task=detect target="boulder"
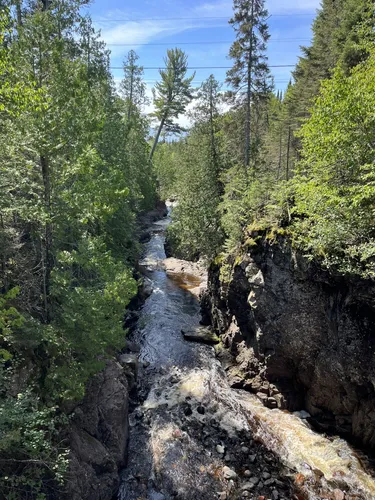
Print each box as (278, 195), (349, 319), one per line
(181, 326), (220, 345)
(66, 360), (130, 500)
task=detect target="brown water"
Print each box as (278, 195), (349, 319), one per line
(167, 272), (202, 292)
(118, 212), (375, 500)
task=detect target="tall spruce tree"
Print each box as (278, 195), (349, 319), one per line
(120, 50), (148, 120)
(226, 0), (271, 168)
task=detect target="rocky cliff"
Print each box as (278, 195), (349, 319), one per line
(66, 359), (132, 500)
(202, 238), (375, 449)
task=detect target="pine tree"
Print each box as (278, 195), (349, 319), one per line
(226, 0), (272, 168)
(149, 48), (195, 160)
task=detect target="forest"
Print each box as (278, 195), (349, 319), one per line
(1, 0), (375, 497)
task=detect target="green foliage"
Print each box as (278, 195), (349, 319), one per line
(154, 0), (375, 284)
(291, 52), (375, 277)
(226, 0), (272, 167)
(0, 1), (156, 497)
(120, 50), (148, 120)
(152, 48), (195, 133)
(0, 391), (69, 499)
(150, 48), (195, 159)
(153, 141), (180, 200)
(157, 75), (224, 260)
(168, 131), (223, 260)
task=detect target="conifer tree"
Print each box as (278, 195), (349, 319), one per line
(192, 74), (222, 180)
(120, 49), (148, 120)
(226, 0), (272, 168)
(149, 48), (195, 160)
(167, 75), (224, 259)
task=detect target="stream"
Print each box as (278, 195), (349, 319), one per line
(118, 210), (375, 500)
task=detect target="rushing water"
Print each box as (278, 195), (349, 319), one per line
(118, 212), (375, 500)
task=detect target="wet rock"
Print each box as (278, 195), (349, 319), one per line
(222, 466), (237, 480)
(249, 477), (259, 485)
(272, 490), (279, 500)
(125, 340), (141, 353)
(269, 384), (280, 396)
(274, 393), (287, 410)
(244, 470), (252, 478)
(262, 472), (271, 480)
(293, 410), (311, 420)
(203, 243), (375, 450)
(182, 326), (220, 345)
(119, 353), (138, 374)
(264, 478), (274, 486)
(333, 490), (345, 500)
(218, 492), (227, 500)
(228, 479), (235, 492)
(256, 392), (268, 404)
(241, 446), (250, 453)
(241, 483), (255, 491)
(66, 361), (129, 500)
(124, 311), (140, 331)
(266, 397), (278, 409)
(249, 454), (257, 463)
(216, 444), (225, 455)
(184, 406), (193, 417)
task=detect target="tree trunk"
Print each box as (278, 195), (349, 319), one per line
(277, 128), (282, 180)
(40, 155), (52, 323)
(128, 69), (134, 121)
(286, 126), (291, 181)
(209, 82), (217, 172)
(15, 0), (22, 27)
(149, 115), (166, 160)
(244, 0), (255, 169)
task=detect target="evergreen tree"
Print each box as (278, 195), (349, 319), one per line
(149, 48), (195, 159)
(0, 2), (156, 495)
(226, 0), (272, 168)
(167, 75), (224, 259)
(120, 49), (148, 120)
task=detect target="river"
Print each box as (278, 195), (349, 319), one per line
(118, 210), (375, 500)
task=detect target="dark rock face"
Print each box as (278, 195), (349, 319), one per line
(66, 360), (130, 500)
(203, 240), (375, 449)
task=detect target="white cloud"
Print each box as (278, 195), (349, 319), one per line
(97, 15), (228, 56)
(98, 20), (185, 55)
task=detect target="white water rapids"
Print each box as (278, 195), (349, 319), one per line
(118, 212), (375, 500)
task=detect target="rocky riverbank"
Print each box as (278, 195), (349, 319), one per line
(201, 236), (375, 451)
(118, 213), (375, 500)
(66, 360), (131, 500)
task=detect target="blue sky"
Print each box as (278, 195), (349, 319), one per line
(84, 0), (321, 125)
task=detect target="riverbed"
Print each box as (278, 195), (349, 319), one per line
(118, 211), (375, 500)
